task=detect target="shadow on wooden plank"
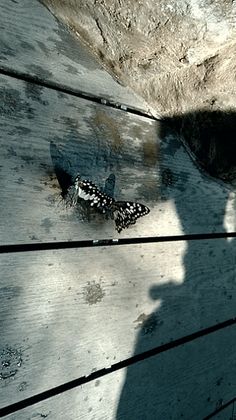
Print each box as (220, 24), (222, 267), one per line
(0, 73), (159, 242)
(1, 71), (236, 242)
(163, 109), (236, 184)
(1, 234), (236, 409)
(3, 327), (236, 419)
(1, 73), (236, 241)
(116, 244), (236, 418)
(112, 114), (236, 418)
(117, 327), (236, 419)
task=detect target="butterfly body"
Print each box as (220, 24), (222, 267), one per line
(65, 175), (150, 233)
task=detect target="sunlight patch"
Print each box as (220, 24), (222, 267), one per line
(224, 191), (236, 242)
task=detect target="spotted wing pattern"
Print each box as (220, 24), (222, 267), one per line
(113, 201), (150, 233)
(66, 176), (114, 212)
(65, 175), (150, 232)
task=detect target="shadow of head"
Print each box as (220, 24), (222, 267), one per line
(162, 109), (236, 184)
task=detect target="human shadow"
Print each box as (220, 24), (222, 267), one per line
(116, 109), (236, 419)
(163, 109), (236, 183)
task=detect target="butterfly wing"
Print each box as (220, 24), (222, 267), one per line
(65, 175), (150, 231)
(65, 176), (114, 212)
(113, 201), (150, 233)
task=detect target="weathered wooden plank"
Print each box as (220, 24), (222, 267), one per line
(3, 326), (236, 419)
(0, 73), (159, 242)
(0, 73), (235, 243)
(0, 0), (150, 113)
(1, 238), (236, 407)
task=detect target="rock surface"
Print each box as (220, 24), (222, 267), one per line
(40, 0), (236, 181)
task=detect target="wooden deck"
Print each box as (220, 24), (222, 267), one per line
(1, 1), (236, 419)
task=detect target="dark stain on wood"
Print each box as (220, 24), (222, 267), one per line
(83, 281), (105, 305)
(36, 40), (50, 55)
(0, 86), (34, 119)
(20, 155), (34, 164)
(20, 41), (35, 52)
(40, 218), (54, 233)
(16, 177), (24, 184)
(59, 116), (80, 131)
(216, 377), (223, 386)
(142, 137), (159, 167)
(18, 381), (28, 392)
(25, 83), (48, 105)
(6, 146), (17, 158)
(0, 43), (15, 60)
(0, 286), (22, 300)
(0, 346), (23, 381)
(136, 177), (159, 201)
(9, 126), (32, 136)
(161, 168), (176, 187)
(93, 109), (123, 153)
(26, 64), (53, 80)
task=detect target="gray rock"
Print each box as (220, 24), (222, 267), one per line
(40, 0), (236, 114)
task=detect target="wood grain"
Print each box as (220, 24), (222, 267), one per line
(0, 73), (235, 243)
(3, 326), (236, 419)
(0, 0), (149, 113)
(1, 237), (236, 407)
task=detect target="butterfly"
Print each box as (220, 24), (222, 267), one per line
(65, 175), (150, 233)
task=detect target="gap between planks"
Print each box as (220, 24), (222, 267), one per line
(0, 0), (152, 115)
(1, 317), (236, 417)
(2, 325), (236, 419)
(1, 73), (236, 243)
(1, 240), (236, 409)
(0, 66), (156, 122)
(1, 231), (236, 254)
